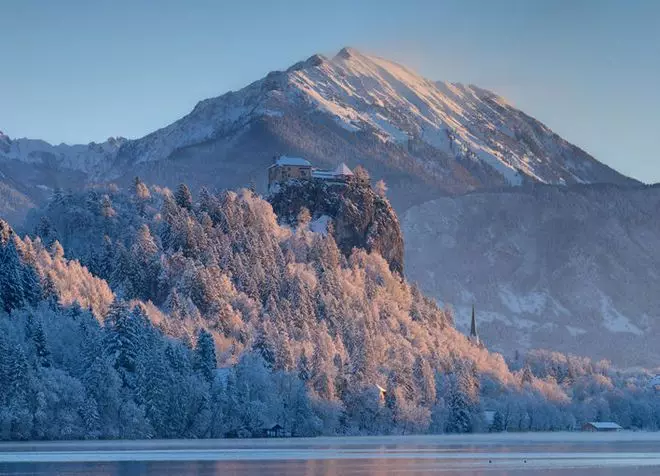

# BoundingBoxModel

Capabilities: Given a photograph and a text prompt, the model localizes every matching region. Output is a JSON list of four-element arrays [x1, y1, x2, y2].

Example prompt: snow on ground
[[0, 135, 124, 177], [566, 325, 587, 337], [499, 286, 549, 315], [310, 215, 331, 235], [369, 113, 409, 143], [599, 292, 643, 335]]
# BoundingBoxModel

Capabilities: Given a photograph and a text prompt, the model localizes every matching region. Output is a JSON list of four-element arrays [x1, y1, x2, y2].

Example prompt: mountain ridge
[[0, 48, 638, 225]]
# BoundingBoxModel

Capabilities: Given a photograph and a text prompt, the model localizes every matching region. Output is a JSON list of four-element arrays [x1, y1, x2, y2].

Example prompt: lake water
[[1, 432, 659, 475]]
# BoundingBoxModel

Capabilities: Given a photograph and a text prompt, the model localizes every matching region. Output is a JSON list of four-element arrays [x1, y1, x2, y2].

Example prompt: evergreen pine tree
[[297, 349, 311, 382], [491, 410, 505, 432], [194, 329, 217, 383], [445, 363, 478, 434], [0, 339, 29, 402], [21, 264, 42, 308], [32, 319, 51, 368], [0, 238, 26, 313], [97, 235, 115, 280], [175, 183, 193, 210], [104, 301, 143, 386], [445, 378, 472, 433], [141, 350, 170, 437], [252, 326, 276, 369], [198, 187, 212, 213], [35, 216, 56, 247]]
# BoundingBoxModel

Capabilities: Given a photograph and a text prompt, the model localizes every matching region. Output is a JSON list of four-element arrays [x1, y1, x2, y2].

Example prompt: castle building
[[268, 156, 313, 185], [268, 155, 354, 188]]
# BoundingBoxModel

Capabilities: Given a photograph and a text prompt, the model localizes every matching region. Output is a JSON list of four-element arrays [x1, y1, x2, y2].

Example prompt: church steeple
[[469, 304, 480, 346]]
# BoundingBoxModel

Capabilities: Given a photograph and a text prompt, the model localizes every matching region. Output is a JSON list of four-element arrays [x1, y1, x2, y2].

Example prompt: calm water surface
[[1, 432, 659, 475]]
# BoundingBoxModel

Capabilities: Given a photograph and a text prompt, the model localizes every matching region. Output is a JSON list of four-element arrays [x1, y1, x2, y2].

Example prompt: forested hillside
[[0, 181, 658, 440]]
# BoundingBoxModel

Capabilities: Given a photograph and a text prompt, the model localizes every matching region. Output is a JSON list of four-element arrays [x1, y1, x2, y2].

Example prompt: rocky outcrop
[[269, 179, 404, 274]]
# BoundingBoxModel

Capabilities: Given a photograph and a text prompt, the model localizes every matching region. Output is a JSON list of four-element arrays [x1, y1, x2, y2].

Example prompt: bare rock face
[[269, 179, 404, 275]]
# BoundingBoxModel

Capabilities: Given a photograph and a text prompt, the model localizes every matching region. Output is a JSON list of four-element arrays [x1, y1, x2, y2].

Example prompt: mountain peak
[[335, 46, 360, 60], [286, 53, 327, 73], [0, 130, 10, 153]]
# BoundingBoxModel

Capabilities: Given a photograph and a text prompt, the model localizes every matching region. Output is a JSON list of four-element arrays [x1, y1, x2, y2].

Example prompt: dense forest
[[0, 178, 658, 440]]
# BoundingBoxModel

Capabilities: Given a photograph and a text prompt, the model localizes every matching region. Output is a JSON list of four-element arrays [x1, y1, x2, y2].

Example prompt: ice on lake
[[1, 432, 660, 475]]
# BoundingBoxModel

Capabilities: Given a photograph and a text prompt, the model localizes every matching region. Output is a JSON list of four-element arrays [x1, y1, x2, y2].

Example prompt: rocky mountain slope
[[403, 183, 660, 367], [0, 48, 636, 225]]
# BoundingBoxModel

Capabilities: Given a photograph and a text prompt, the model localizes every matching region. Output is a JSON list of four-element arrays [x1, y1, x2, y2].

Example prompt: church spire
[[470, 304, 480, 345]]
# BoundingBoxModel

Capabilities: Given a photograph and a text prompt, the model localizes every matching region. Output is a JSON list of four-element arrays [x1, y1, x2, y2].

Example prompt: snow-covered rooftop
[[334, 162, 353, 176], [586, 422, 623, 430], [272, 156, 312, 167], [311, 163, 354, 180], [311, 170, 336, 180]]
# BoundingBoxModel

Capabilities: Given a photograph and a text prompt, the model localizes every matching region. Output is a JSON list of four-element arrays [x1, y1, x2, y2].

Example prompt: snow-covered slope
[[0, 130, 125, 177], [0, 47, 636, 225], [114, 47, 635, 192], [403, 184, 660, 367], [0, 131, 124, 226]]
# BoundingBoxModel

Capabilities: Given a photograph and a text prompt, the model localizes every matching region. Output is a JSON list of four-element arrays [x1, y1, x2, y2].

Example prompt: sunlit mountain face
[[0, 48, 636, 225]]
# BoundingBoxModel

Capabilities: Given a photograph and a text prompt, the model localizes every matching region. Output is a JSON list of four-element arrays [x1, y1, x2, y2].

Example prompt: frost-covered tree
[[194, 329, 217, 383], [374, 179, 388, 198], [3, 180, 658, 441], [32, 318, 51, 368], [104, 301, 145, 386], [297, 349, 311, 383], [0, 236, 26, 313], [175, 183, 194, 210], [491, 410, 505, 432]]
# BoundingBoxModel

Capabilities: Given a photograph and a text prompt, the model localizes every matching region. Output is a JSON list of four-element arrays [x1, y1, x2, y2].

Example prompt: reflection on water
[[3, 459, 660, 476], [1, 433, 660, 475]]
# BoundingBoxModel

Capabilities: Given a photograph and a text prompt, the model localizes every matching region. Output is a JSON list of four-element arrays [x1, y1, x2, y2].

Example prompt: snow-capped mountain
[[0, 131, 126, 224], [0, 48, 637, 224], [0, 130, 125, 176], [403, 184, 660, 367], [113, 47, 635, 196]]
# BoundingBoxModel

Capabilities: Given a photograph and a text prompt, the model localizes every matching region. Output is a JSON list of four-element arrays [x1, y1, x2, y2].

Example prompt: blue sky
[[1, 0, 659, 182]]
